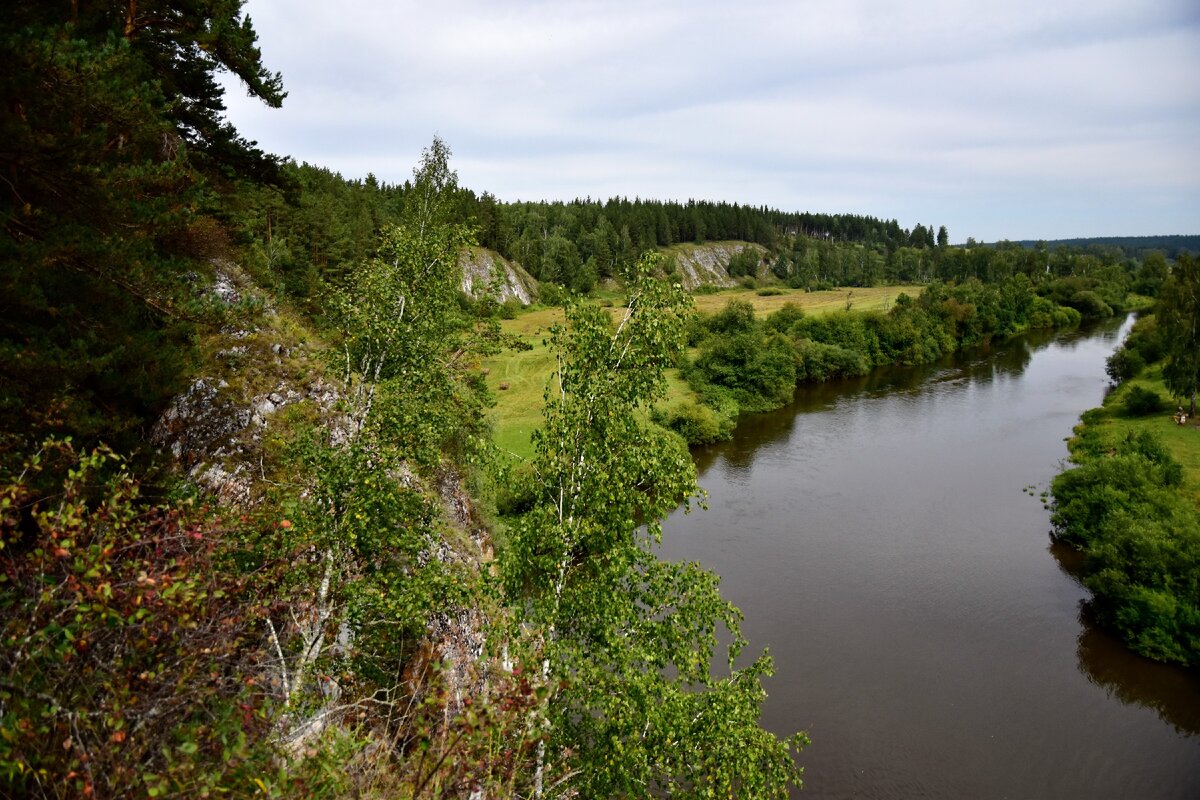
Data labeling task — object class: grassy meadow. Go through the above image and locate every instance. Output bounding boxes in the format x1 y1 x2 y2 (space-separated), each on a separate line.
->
483 284 921 461
1075 366 1200 507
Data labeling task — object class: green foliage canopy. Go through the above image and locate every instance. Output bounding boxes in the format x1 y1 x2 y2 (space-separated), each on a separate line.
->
503 254 806 797
1052 431 1199 665
0 1 284 454
1159 253 1200 415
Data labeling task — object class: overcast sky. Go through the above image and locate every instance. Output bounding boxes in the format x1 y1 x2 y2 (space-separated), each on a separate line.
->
221 0 1200 243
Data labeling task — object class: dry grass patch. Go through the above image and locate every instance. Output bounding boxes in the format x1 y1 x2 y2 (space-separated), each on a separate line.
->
690 285 922 316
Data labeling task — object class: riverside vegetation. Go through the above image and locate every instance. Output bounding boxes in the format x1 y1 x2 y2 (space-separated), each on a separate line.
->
2 3 1197 798
1050 254 1200 667
660 276 1092 444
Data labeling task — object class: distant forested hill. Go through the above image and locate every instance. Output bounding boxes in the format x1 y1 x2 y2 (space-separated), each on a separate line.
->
1000 235 1200 260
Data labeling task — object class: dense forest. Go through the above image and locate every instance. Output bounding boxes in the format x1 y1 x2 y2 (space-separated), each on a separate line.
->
229 158 1178 304
227 161 942 300
2 3 1198 799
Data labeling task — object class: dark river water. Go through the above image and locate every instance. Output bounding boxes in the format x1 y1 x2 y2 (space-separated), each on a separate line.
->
660 316 1200 799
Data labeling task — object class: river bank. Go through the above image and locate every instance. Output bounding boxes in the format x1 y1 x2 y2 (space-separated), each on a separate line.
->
661 316 1200 798
1050 315 1200 666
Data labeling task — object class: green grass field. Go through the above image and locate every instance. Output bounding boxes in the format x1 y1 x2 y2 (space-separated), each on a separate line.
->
482 285 922 461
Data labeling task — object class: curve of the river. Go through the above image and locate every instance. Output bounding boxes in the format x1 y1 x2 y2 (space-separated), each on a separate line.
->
661 315 1200 799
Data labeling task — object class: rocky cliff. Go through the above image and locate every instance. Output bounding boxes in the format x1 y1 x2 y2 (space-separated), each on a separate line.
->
460 246 538 305
662 241 768 290
152 260 492 741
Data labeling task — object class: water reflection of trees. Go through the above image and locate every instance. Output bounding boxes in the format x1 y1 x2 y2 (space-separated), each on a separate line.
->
690 316 1125 479
1051 541 1200 736
691 330 1040 477
1075 613 1200 736
690 409 798 477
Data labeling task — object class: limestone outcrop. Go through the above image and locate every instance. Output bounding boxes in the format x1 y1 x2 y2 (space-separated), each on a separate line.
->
151 261 492 742
460 246 538 305
664 241 767 290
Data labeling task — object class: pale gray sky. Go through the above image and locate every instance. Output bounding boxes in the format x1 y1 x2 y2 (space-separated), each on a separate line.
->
221 0 1200 242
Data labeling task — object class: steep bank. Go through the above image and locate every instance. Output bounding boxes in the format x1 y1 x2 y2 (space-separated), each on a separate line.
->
153 260 495 733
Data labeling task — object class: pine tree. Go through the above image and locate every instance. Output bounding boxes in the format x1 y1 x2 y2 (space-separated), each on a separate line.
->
0 1 284 452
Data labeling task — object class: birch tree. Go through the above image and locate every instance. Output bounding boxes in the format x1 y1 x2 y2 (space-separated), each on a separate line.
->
1160 253 1200 416
267 139 487 736
504 254 806 798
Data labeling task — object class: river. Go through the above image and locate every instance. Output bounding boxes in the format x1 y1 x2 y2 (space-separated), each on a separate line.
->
660 315 1200 798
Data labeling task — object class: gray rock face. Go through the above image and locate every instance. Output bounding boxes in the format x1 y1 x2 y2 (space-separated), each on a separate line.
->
152 375 345 505
459 248 537 305
668 242 766 290
154 262 493 739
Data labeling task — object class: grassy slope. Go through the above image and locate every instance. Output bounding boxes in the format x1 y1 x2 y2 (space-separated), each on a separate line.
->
1071 366 1200 508
484 285 921 461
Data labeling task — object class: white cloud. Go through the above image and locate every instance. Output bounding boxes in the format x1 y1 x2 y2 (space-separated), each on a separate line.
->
223 0 1200 240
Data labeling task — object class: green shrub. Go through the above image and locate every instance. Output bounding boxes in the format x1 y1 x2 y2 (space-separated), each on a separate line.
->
496 464 539 516
791 311 881 362
1125 315 1166 363
1051 430 1198 665
726 248 760 278
538 282 566 306
793 339 871 382
1124 385 1164 416
693 384 742 426
756 287 785 296
684 315 710 347
651 400 733 445
499 298 522 319
1052 305 1083 328
765 302 805 334
705 299 757 335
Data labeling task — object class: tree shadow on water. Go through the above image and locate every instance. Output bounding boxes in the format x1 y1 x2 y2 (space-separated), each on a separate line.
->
1074 611 1200 736
1050 539 1200 736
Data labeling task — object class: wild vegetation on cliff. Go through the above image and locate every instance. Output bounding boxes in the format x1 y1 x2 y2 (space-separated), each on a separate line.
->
0 6 805 796
2 5 1195 797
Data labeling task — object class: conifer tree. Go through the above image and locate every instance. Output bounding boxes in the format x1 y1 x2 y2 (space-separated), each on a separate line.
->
0 1 283 452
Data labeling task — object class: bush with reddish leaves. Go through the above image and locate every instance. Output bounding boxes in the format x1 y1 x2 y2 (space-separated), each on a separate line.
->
0 441 284 799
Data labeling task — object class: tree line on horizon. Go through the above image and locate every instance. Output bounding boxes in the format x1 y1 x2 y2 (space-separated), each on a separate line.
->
231 161 1198 307
1003 235 1200 262
229 160 949 300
